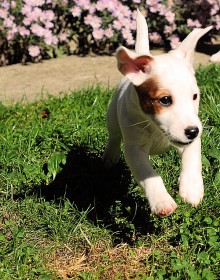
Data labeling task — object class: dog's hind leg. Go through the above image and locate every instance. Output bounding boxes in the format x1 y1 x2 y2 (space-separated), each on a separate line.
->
103 94 122 169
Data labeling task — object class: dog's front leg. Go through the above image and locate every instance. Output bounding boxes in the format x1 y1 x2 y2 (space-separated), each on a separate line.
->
178 137 203 206
124 145 177 215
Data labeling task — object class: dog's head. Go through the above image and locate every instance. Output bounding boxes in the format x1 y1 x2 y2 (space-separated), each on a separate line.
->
116 17 212 148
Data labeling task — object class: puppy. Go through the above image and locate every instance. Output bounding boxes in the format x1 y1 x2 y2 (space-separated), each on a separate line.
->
103 10 212 216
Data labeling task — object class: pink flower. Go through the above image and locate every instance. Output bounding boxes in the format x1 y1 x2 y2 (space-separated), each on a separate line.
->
105 28 113 38
170 35 180 49
158 4 168 16
215 15 220 30
23 17 32 26
71 6 81 17
18 26 30 36
28 45 40 57
44 34 58 45
11 1 16 8
193 20 202 28
132 10 138 19
127 37 135 45
85 15 102 28
7 29 17 40
121 28 135 45
52 35 58 45
0 8 8 19
31 7 43 21
113 20 122 30
90 16 102 29
210 3 219 16
167 0 174 6
130 20 137 31
92 28 104 40
149 5 159 13
2 0 9 9
75 0 90 10
24 0 44 6
89 4 96 14
121 28 134 44
164 25 172 34
4 17 14 28
45 21 54 29
59 32 67 41
21 5 32 16
187 19 202 28
120 17 131 28
149 32 162 43
43 10 55 21
43 29 52 38
119 5 131 18
165 10 175 24
146 0 159 6
187 19 195 27
96 0 106 11
84 14 93 25
31 23 44 37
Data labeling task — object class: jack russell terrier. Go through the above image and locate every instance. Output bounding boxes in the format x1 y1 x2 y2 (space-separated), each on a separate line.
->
103 10 212 216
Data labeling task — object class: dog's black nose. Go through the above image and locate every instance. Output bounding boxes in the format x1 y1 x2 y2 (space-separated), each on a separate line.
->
184 126 199 140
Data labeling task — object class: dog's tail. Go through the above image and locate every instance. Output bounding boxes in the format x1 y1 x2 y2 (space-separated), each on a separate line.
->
135 9 150 55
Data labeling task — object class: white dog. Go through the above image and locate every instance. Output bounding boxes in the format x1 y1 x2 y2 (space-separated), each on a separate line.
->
103 10 212 216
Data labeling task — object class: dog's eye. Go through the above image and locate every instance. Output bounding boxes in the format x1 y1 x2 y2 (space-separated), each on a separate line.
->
193 93 198 100
158 96 172 107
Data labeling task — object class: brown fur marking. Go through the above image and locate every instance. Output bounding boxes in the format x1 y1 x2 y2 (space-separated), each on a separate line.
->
135 76 172 114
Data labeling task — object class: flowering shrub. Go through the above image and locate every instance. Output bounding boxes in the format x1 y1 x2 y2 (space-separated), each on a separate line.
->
0 0 219 65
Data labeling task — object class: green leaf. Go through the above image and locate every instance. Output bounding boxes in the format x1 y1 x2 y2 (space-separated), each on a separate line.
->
47 152 66 181
204 217 212 225
214 172 220 186
208 148 219 159
202 155 210 167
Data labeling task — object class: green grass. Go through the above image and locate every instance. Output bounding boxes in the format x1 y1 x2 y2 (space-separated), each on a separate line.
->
0 64 220 279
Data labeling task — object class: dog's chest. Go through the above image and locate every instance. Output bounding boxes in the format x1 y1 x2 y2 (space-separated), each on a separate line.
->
138 124 171 155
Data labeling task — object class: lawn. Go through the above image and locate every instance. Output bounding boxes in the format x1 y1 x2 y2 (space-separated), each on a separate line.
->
0 64 219 279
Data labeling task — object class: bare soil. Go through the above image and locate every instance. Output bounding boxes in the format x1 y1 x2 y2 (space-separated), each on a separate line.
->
0 50 215 103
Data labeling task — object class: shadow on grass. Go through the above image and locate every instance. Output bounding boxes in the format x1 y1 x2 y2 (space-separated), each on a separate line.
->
39 145 154 243
196 42 220 56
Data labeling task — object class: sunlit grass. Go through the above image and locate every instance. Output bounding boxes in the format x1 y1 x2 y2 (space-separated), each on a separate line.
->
0 64 219 279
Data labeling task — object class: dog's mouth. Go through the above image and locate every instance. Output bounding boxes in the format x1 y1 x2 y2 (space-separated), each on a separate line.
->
169 139 192 147
152 119 196 148
158 126 193 147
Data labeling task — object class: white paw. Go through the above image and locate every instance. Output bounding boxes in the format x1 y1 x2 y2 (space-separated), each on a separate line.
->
150 195 177 216
179 174 203 206
143 178 177 216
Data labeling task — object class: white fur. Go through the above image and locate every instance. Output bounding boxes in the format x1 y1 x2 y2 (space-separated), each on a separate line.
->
210 50 220 63
103 11 212 215
135 9 150 55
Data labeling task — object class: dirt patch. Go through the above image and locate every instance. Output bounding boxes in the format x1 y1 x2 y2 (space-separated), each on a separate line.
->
0 50 215 103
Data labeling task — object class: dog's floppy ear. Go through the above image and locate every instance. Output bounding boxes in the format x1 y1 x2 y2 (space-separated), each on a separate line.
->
116 46 153 86
170 26 212 66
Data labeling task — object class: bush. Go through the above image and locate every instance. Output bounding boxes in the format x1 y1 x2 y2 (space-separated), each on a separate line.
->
0 0 219 65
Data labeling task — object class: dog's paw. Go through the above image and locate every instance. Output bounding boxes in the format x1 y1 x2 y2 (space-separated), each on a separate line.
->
150 195 177 216
179 174 203 206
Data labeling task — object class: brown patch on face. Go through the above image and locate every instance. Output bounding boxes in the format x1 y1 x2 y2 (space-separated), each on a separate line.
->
135 76 172 114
